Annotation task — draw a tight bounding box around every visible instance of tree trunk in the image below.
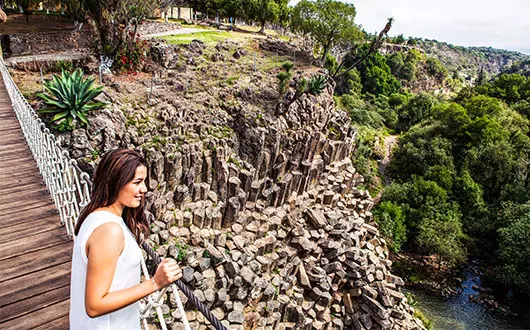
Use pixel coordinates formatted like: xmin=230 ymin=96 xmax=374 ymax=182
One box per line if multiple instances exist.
xmin=321 ymin=44 xmax=331 ymax=63
xmin=258 ymin=19 xmax=266 ymax=34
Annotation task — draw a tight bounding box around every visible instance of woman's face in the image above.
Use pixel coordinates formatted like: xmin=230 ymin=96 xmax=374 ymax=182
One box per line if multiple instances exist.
xmin=117 ymin=165 xmax=148 ymax=209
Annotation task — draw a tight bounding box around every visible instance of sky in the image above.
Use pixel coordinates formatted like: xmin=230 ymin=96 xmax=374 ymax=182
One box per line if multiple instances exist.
xmin=351 ymin=0 xmax=530 ymax=54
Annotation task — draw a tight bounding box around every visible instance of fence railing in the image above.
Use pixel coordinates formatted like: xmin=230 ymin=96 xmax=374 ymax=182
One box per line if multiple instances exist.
xmin=0 ymin=55 xmax=188 ymax=330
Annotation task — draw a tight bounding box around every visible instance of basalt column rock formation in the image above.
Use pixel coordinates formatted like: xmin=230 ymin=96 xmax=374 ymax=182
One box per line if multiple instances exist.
xmin=59 ymin=48 xmax=426 ymax=328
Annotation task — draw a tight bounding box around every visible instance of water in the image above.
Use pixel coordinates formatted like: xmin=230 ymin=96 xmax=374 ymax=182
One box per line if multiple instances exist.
xmin=409 ymin=266 xmax=530 ymax=330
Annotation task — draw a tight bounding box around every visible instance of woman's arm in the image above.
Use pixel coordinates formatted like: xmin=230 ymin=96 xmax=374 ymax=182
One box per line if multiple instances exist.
xmin=84 ymin=222 xmax=181 ymax=318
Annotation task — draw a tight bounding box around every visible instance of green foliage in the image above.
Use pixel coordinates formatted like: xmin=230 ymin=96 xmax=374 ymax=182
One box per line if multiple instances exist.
xmin=82 ymin=0 xmax=158 ymax=57
xmin=324 ymin=53 xmax=338 ymax=74
xmin=380 ymin=177 xmax=466 ymax=266
xmin=397 ymin=92 xmax=438 ymax=131
xmin=385 ymin=50 xmax=420 ymax=82
xmin=391 ymin=34 xmax=406 ymax=44
xmin=414 ymin=309 xmax=433 ymax=330
xmin=37 ymin=69 xmax=106 ymax=127
xmin=281 ymin=61 xmax=294 ymax=73
xmin=174 ymin=241 xmax=188 ymax=262
xmin=358 ymin=52 xmax=401 ymax=96
xmin=277 ymin=71 xmax=291 ymax=93
xmin=241 ymin=0 xmax=289 ymax=32
xmin=388 ymin=128 xmax=455 ymax=181
xmin=374 ymin=201 xmax=407 ymax=252
xmin=342 ymin=95 xmax=385 ymax=128
xmin=350 ymin=125 xmax=385 ymax=194
xmin=335 ymin=68 xmax=362 ymax=96
xmin=291 ymin=0 xmax=362 ymax=60
xmin=387 ymin=52 xmax=405 ymax=77
xmin=307 ymin=74 xmax=327 ymax=95
xmin=425 ymin=57 xmax=448 ymax=81
xmin=54 ymin=118 xmax=76 ymax=132
xmin=475 ymin=74 xmax=530 ymax=119
xmin=382 ymin=74 xmax=529 ymax=274
xmin=496 ymin=202 xmax=530 ymax=294
xmin=54 ymin=60 xmax=74 ymax=72
xmin=416 ymin=215 xmax=466 ymax=267
xmin=114 ymin=31 xmax=149 ymax=73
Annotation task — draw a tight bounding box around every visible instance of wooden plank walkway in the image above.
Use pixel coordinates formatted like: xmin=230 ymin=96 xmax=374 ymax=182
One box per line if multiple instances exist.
xmin=0 ymin=78 xmax=71 ymax=329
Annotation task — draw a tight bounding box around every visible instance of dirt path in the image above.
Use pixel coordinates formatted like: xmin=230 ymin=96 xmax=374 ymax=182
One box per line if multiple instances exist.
xmin=140 ymin=27 xmax=206 ymax=39
xmin=373 ymin=134 xmax=399 ymax=203
xmin=4 ymin=50 xmax=90 ymax=66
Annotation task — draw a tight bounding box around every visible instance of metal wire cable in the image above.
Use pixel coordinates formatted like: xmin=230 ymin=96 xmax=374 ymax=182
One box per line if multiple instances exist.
xmin=141 ymin=242 xmax=227 ymax=330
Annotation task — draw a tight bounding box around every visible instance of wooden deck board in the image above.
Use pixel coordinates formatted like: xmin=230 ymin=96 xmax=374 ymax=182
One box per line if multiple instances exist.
xmin=0 ymin=299 xmax=69 ymax=330
xmin=0 ymin=242 xmax=72 ymax=282
xmin=0 ymin=204 xmax=57 ymax=226
xmin=0 ymin=262 xmax=71 ymax=307
xmin=0 ymin=227 xmax=70 ymax=261
xmin=0 ymin=285 xmax=70 ymax=323
xmin=0 ymin=78 xmax=72 ymax=329
xmin=0 ymin=214 xmax=61 ymax=242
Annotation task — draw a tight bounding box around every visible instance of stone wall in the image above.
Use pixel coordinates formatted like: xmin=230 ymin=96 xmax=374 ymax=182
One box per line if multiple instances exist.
xmin=6 ymin=28 xmax=92 ymax=56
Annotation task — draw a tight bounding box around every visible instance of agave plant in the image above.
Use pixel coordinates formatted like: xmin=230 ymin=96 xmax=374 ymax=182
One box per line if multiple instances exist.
xmin=308 ymin=74 xmax=327 ymax=95
xmin=37 ymin=69 xmax=106 ymax=127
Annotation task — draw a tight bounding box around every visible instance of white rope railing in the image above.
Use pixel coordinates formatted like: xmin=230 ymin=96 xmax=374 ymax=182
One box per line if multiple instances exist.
xmin=0 ymin=55 xmax=188 ymax=330
xmin=0 ymin=56 xmax=92 ymax=237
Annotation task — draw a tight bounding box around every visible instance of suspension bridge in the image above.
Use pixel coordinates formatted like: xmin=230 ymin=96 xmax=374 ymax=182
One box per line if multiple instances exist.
xmin=0 ymin=54 xmax=219 ymax=329
xmin=0 ymin=70 xmax=72 ymax=329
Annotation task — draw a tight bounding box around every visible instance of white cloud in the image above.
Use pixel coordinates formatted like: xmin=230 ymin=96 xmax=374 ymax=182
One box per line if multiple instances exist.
xmin=351 ymin=0 xmax=530 ymax=53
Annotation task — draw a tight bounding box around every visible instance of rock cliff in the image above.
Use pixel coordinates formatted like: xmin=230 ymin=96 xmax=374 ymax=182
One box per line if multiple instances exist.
xmin=58 ymin=38 xmax=426 ymax=330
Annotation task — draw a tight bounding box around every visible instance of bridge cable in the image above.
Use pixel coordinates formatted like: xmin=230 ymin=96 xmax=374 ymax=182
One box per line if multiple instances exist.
xmin=141 ymin=242 xmax=227 ymax=330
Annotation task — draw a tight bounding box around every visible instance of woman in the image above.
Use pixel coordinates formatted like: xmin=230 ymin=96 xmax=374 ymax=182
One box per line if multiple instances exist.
xmin=70 ymin=149 xmax=182 ymax=329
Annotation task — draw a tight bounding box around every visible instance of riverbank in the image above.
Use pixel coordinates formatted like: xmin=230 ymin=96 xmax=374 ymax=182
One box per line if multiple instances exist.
xmin=393 ymin=254 xmax=530 ymax=329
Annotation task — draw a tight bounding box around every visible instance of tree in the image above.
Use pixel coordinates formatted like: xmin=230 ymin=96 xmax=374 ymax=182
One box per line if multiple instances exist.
xmin=453 ymin=170 xmax=489 ymax=239
xmin=388 ymin=128 xmax=455 ymax=182
xmin=380 ymin=177 xmax=466 ymax=267
xmin=82 ymin=0 xmax=158 ymax=56
xmin=416 ymin=215 xmax=466 ymax=268
xmin=392 ymin=34 xmax=406 ymax=44
xmin=426 ymin=57 xmax=448 ymax=82
xmin=397 ymin=92 xmax=438 ymax=131
xmin=476 ymin=67 xmax=487 ymax=86
xmin=332 ymin=18 xmax=393 ymax=80
xmin=242 ymin=0 xmax=287 ymax=34
xmin=291 ymin=0 xmax=361 ymax=61
xmin=496 ymin=203 xmax=530 ymax=294
xmin=374 ymin=201 xmax=407 ymax=252
xmin=387 ymin=52 xmax=404 ymax=77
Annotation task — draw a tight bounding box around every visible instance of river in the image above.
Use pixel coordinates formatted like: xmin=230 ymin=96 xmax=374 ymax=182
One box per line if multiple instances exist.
xmin=408 ymin=265 xmax=530 ymax=330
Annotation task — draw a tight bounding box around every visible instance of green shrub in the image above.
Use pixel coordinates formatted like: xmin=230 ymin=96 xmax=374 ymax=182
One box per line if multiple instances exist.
xmin=37 ymin=69 xmax=106 ymax=127
xmin=114 ymin=31 xmax=149 ymax=73
xmin=281 ymin=61 xmax=294 ymax=73
xmin=324 ymin=53 xmax=338 ymax=74
xmin=277 ymin=71 xmax=292 ymax=93
xmin=308 ymin=74 xmax=326 ymax=95
xmin=374 ymin=201 xmax=407 ymax=252
xmin=54 ymin=60 xmax=74 ymax=72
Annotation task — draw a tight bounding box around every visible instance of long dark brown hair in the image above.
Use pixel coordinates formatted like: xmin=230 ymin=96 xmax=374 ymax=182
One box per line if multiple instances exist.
xmin=74 ymin=149 xmax=149 ymax=242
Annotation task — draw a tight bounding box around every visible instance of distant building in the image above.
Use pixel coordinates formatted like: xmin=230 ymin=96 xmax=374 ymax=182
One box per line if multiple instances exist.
xmin=152 ymin=7 xmax=193 ymax=22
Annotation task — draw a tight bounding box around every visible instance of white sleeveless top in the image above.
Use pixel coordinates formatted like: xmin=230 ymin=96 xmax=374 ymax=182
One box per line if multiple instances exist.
xmin=70 ymin=210 xmax=143 ymax=330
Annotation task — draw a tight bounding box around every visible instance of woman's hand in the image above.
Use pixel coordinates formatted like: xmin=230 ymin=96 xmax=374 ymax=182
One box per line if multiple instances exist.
xmin=152 ymin=258 xmax=182 ymax=289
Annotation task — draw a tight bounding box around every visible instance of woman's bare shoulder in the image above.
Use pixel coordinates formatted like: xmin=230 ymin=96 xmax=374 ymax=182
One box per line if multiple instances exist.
xmin=86 ymin=222 xmax=124 ymax=258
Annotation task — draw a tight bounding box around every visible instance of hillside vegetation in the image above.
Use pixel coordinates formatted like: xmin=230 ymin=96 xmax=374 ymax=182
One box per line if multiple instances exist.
xmin=335 ymin=36 xmax=530 ymax=295
xmin=404 ymin=37 xmax=528 ymax=83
